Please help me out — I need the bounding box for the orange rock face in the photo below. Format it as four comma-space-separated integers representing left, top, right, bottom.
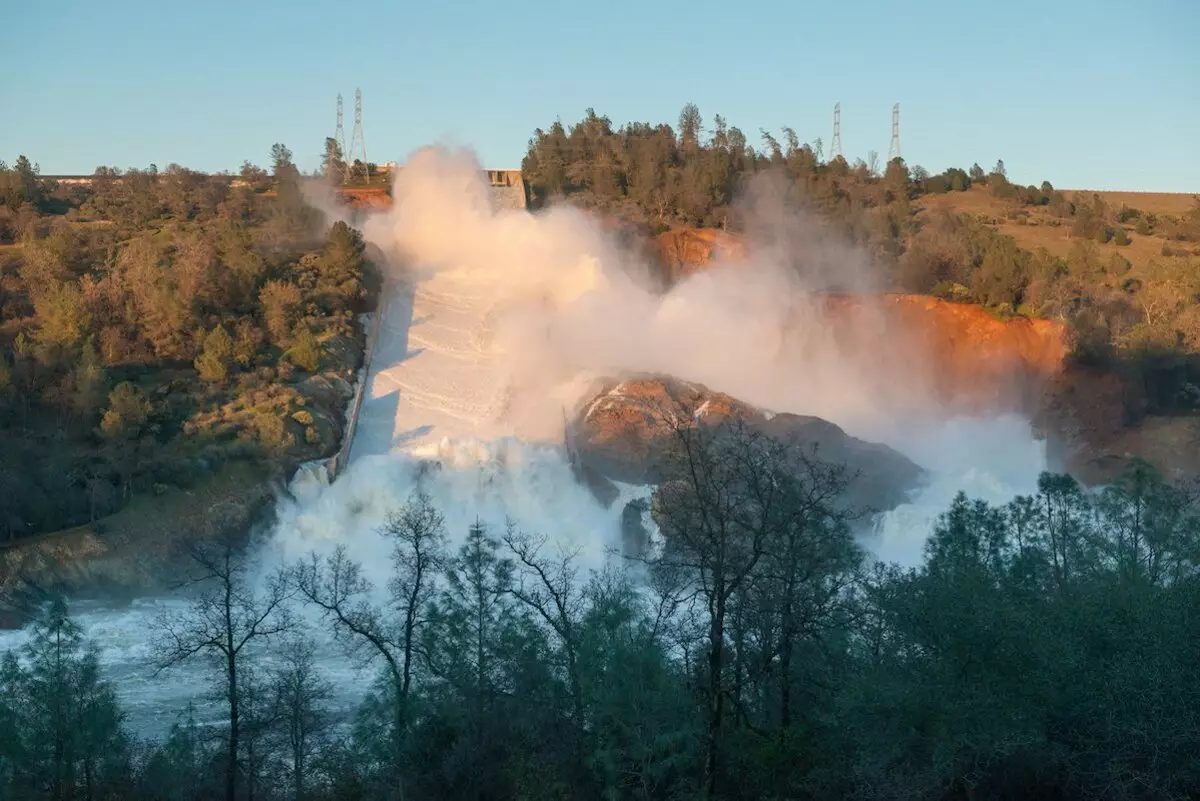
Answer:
819, 293, 1069, 415
653, 228, 746, 283
338, 186, 393, 209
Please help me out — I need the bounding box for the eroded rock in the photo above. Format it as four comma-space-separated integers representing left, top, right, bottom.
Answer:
570, 376, 924, 516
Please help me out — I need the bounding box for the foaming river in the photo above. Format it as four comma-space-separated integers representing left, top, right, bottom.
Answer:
0, 416, 1050, 739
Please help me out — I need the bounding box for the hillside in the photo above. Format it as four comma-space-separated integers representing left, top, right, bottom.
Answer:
0, 150, 372, 546
917, 184, 1199, 273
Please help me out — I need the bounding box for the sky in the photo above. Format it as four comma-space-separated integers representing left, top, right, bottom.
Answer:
2, 0, 1197, 192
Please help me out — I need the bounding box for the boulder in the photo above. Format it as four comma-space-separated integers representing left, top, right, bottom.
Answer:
569, 376, 924, 516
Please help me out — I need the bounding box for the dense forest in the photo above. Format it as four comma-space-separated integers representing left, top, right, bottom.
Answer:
4, 416, 1200, 801
0, 147, 371, 540
523, 107, 1200, 416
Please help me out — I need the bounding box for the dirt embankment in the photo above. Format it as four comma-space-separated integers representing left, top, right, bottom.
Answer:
0, 462, 278, 629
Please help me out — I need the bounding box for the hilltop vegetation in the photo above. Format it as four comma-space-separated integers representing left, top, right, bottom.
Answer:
0, 147, 370, 542
523, 107, 1200, 417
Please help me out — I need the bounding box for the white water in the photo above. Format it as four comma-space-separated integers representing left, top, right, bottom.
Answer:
0, 146, 1052, 739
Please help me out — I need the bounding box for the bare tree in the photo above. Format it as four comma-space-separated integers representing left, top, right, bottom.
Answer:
504, 529, 587, 725
294, 490, 446, 798
269, 636, 333, 801
153, 540, 293, 801
651, 412, 782, 799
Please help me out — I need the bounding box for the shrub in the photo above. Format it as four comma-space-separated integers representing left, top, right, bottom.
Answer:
1114, 230, 1132, 246
292, 410, 314, 425
253, 411, 294, 455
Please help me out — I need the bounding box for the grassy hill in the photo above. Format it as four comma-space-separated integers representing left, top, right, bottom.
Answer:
917, 185, 1199, 273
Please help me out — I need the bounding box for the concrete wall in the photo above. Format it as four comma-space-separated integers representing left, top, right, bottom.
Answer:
325, 302, 384, 479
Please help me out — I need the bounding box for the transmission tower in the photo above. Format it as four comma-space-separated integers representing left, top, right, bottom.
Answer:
345, 88, 369, 184
334, 93, 347, 162
888, 103, 901, 162
830, 102, 843, 162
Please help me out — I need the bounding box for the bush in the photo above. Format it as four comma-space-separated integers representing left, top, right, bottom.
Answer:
291, 410, 314, 425
1114, 230, 1132, 246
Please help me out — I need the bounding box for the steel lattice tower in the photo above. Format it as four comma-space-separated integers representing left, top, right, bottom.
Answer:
888, 103, 901, 162
334, 94, 347, 162
831, 103, 843, 162
346, 88, 369, 184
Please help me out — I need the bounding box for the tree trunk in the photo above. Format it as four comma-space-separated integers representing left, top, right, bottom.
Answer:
704, 588, 726, 800
227, 655, 239, 801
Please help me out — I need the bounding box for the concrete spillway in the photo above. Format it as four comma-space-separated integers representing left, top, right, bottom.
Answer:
347, 272, 512, 462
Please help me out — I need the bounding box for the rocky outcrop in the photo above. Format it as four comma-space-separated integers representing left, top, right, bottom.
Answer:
570, 376, 925, 517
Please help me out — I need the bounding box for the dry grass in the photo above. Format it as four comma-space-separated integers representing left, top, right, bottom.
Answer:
1065, 191, 1198, 217
916, 185, 1197, 270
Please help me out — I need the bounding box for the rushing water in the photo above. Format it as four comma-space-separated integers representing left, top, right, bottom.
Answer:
0, 413, 1050, 740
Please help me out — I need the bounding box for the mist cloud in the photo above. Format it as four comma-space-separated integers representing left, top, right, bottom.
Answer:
355, 144, 948, 447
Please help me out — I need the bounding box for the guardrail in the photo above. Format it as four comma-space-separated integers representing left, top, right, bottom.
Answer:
325, 290, 385, 479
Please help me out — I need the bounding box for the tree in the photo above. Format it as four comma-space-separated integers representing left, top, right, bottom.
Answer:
99, 381, 151, 441
259, 280, 303, 345
317, 221, 364, 309
650, 410, 796, 798
194, 324, 234, 383
0, 597, 131, 800
270, 144, 296, 179
504, 530, 588, 726
678, 103, 702, 152
34, 280, 91, 354
321, 138, 346, 183
295, 491, 447, 798
71, 339, 107, 424
153, 539, 293, 801
285, 327, 322, 372
269, 636, 333, 801
422, 520, 523, 799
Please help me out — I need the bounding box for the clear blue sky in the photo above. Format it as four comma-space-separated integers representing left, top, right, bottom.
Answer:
3, 0, 1197, 192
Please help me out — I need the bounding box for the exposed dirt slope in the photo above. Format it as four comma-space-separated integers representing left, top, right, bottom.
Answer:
0, 461, 277, 628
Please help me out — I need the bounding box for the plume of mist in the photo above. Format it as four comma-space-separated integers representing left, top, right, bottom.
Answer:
351, 145, 946, 447
277, 144, 1048, 576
